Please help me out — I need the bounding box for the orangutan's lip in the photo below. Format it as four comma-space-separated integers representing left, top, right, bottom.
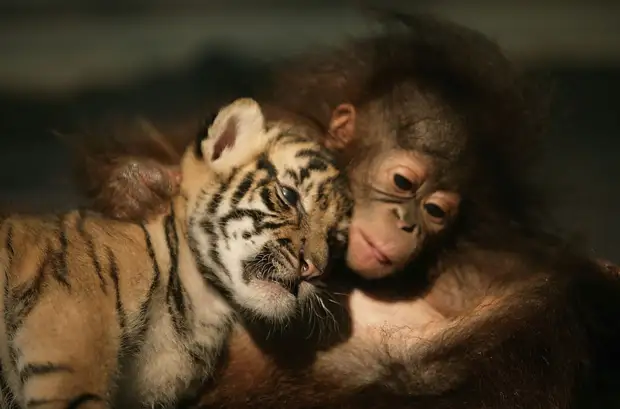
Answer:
357, 228, 393, 265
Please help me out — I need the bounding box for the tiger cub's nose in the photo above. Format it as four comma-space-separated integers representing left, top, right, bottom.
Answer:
298, 246, 323, 280
300, 259, 322, 280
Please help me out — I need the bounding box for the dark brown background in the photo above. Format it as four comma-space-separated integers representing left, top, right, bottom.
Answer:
0, 1, 618, 263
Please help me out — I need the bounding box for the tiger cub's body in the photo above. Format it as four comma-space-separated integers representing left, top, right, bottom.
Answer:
0, 210, 232, 408
0, 99, 352, 409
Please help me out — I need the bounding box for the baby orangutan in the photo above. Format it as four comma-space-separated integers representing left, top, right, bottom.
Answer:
70, 12, 620, 409
326, 99, 462, 280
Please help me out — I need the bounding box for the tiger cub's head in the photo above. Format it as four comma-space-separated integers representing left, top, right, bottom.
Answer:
179, 98, 352, 322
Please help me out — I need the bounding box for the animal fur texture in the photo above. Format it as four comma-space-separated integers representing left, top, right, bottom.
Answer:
0, 98, 352, 408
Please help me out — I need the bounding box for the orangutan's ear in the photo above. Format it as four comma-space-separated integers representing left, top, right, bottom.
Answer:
326, 103, 356, 150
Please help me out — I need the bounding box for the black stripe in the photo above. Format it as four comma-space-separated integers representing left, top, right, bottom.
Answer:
208, 247, 225, 272
303, 182, 314, 196
255, 221, 291, 235
299, 167, 311, 184
255, 176, 271, 190
285, 169, 300, 186
142, 224, 162, 291
316, 177, 339, 211
3, 224, 14, 338
231, 171, 255, 205
207, 192, 224, 216
207, 168, 239, 215
218, 209, 269, 245
164, 211, 188, 337
196, 211, 226, 275
26, 393, 104, 408
260, 187, 278, 213
293, 155, 333, 186
187, 235, 232, 300
57, 215, 68, 269
219, 209, 266, 227
9, 245, 48, 334
76, 217, 107, 293
135, 224, 161, 343
106, 247, 127, 343
5, 223, 14, 259
3, 228, 22, 371
187, 315, 234, 366
19, 363, 73, 384
307, 157, 329, 172
295, 147, 338, 167
200, 219, 216, 237
52, 216, 70, 289
256, 154, 277, 178
276, 238, 294, 256
0, 366, 16, 408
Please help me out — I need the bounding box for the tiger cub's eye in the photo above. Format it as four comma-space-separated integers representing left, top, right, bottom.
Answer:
281, 186, 299, 206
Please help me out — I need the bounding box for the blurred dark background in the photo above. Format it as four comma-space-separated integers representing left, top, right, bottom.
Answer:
0, 1, 618, 262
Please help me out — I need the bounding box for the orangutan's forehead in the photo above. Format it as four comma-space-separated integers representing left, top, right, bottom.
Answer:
385, 79, 467, 160
394, 115, 466, 161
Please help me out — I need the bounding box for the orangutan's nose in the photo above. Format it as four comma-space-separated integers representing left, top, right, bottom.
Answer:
397, 220, 416, 233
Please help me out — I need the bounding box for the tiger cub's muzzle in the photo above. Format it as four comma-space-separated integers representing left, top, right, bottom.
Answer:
243, 240, 325, 296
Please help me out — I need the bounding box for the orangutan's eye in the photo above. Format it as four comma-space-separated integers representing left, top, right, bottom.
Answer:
424, 203, 446, 219
393, 173, 414, 191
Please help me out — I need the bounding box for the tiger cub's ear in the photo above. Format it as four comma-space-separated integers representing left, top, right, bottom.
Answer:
197, 98, 277, 175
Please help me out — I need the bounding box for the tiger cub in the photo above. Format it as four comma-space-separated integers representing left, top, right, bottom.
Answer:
0, 98, 352, 409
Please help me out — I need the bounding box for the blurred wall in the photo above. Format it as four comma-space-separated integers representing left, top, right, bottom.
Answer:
1, 1, 619, 94
0, 1, 618, 262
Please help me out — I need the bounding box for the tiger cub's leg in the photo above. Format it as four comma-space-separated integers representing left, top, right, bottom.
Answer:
6, 279, 121, 408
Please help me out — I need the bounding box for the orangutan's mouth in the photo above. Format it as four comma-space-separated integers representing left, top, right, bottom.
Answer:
357, 228, 393, 266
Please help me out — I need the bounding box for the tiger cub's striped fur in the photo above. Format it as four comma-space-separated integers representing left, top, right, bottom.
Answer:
0, 98, 352, 408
